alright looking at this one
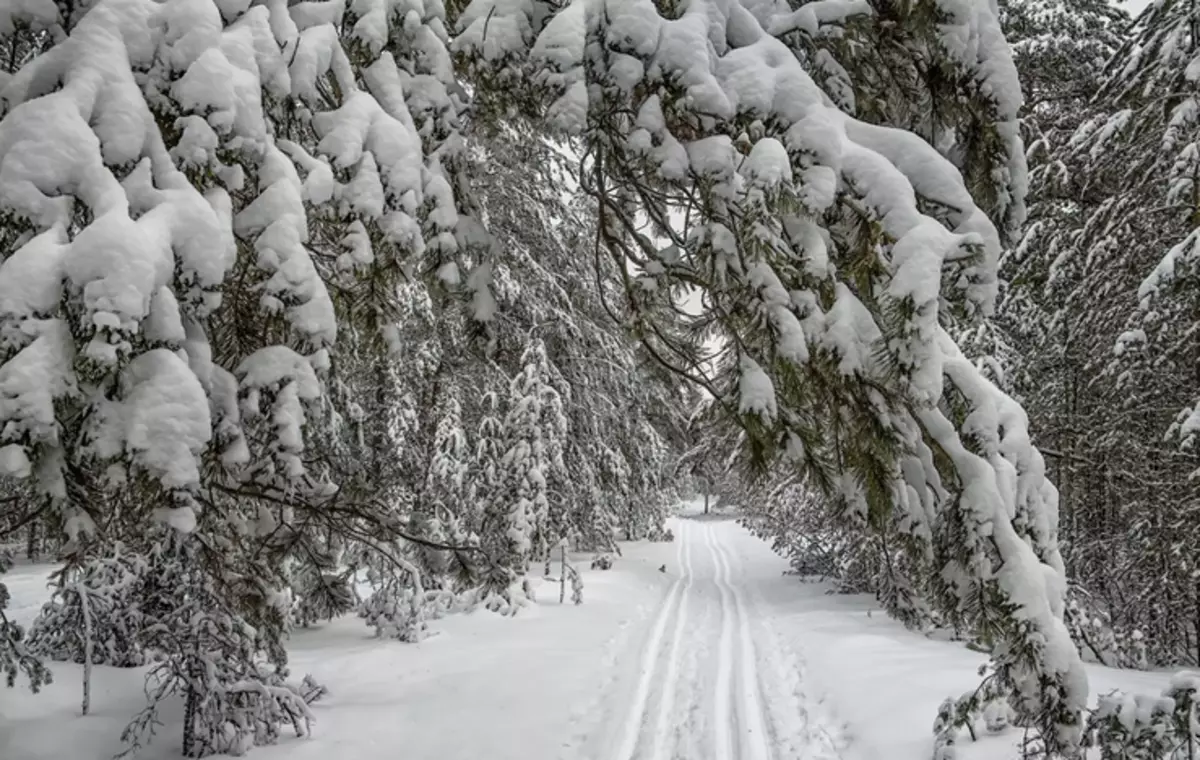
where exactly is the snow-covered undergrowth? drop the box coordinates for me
[0,538,678,760]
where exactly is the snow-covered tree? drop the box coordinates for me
[289,559,356,629]
[122,532,313,758]
[0,547,50,692]
[470,389,505,515]
[479,339,566,604]
[454,0,1085,748]
[359,556,431,642]
[1084,672,1200,759]
[964,0,1129,390]
[427,394,470,513]
[26,542,149,714]
[0,0,483,751]
[997,0,1200,669]
[429,126,689,582]
[678,404,747,515]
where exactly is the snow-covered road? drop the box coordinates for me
[583,518,843,760]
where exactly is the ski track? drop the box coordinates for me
[708,521,738,760]
[601,519,844,760]
[709,522,772,760]
[649,519,695,760]
[613,521,689,760]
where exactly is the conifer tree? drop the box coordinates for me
[479,338,565,604]
[0,0,478,752]
[26,541,148,719]
[454,0,1086,748]
[462,125,688,548]
[999,0,1200,669]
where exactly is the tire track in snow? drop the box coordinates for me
[649,517,695,760]
[708,522,772,760]
[612,520,689,760]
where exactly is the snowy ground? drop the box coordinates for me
[717,523,1171,760]
[0,510,1174,760]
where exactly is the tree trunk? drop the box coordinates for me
[76,584,93,716]
[25,520,39,561]
[559,544,566,604]
[1194,574,1200,668]
[183,690,197,757]
[704,491,710,515]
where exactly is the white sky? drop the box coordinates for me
[1121,0,1152,15]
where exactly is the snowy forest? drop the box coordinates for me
[4,0,1200,757]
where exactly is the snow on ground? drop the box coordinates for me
[0,509,1176,760]
[717,518,1172,760]
[581,516,845,760]
[0,539,678,760]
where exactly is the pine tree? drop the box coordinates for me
[26,542,149,714]
[473,127,690,546]
[454,0,1086,748]
[966,0,1129,390]
[678,405,745,516]
[479,339,566,606]
[122,531,314,758]
[0,546,51,692]
[0,0,482,752]
[1083,672,1200,759]
[1002,0,1200,670]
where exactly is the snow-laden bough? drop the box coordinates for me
[454,0,1085,749]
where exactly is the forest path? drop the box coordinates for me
[580,517,842,760]
[4,510,854,760]
[4,510,1176,760]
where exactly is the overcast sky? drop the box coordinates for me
[1121,0,1152,15]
